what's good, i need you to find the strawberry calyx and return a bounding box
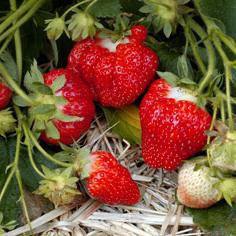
[14,61,81,140]
[0,109,16,137]
[34,166,80,207]
[217,178,236,206]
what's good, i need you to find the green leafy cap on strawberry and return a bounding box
[0,109,16,137]
[34,166,80,207]
[14,60,81,140]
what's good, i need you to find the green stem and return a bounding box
[85,0,98,13]
[0,63,33,105]
[26,126,71,168]
[207,105,217,166]
[15,170,33,233]
[221,99,226,123]
[0,0,38,35]
[62,0,92,18]
[10,0,23,83]
[216,31,236,55]
[0,34,13,55]
[22,123,46,178]
[0,124,22,202]
[184,24,206,74]
[0,0,46,43]
[0,166,15,202]
[213,37,234,131]
[187,18,215,94]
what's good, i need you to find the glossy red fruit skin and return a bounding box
[84,151,140,205]
[0,82,12,110]
[140,79,212,170]
[67,25,159,108]
[40,68,95,145]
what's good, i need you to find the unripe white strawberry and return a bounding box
[177,161,221,208]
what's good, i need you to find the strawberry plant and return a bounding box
[1,0,236,235]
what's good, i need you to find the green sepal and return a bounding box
[51,75,66,93]
[13,95,31,107]
[54,110,81,122]
[29,104,56,121]
[54,96,68,106]
[31,82,53,95]
[45,121,60,140]
[24,60,44,92]
[157,71,179,86]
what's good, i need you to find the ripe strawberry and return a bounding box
[140,79,212,170]
[67,25,159,107]
[78,151,140,205]
[0,81,12,110]
[34,68,95,145]
[177,162,221,208]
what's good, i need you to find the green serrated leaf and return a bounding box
[45,121,60,139]
[187,201,236,235]
[89,0,122,18]
[103,105,141,144]
[50,75,66,93]
[31,82,53,95]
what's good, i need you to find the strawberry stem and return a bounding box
[85,0,98,13]
[187,17,215,94]
[0,120,22,202]
[0,0,39,35]
[22,122,46,179]
[0,63,33,105]
[213,37,234,131]
[15,170,33,233]
[184,23,206,74]
[9,0,23,84]
[207,105,217,167]
[0,0,46,44]
[24,123,72,168]
[0,35,13,55]
[62,0,93,18]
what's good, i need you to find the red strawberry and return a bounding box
[140,79,212,170]
[177,162,221,208]
[39,68,95,145]
[67,25,159,108]
[79,151,140,205]
[0,81,12,110]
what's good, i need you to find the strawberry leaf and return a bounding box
[103,105,141,145]
[88,0,122,18]
[187,201,236,235]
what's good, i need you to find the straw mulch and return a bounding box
[5,115,205,236]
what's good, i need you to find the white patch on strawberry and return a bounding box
[168,87,197,103]
[177,162,221,208]
[99,38,129,52]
